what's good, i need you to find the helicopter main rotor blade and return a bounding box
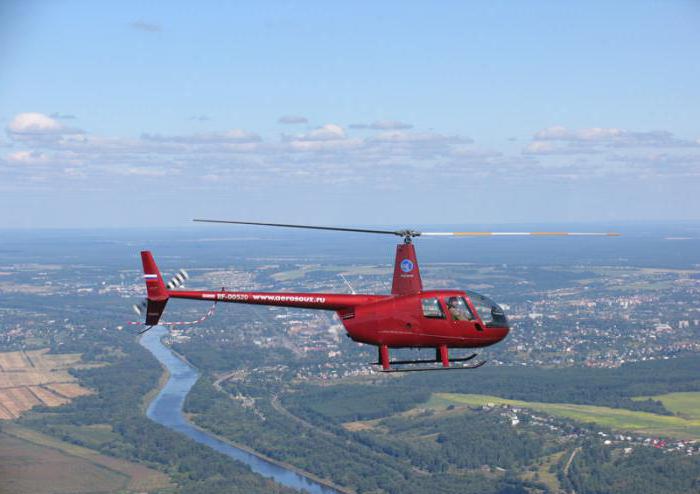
[420,231,621,236]
[194,219,620,238]
[193,219,404,237]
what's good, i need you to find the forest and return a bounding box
[186,377,540,494]
[285,355,700,423]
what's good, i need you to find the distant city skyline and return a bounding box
[1,1,699,228]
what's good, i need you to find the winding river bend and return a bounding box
[140,326,342,494]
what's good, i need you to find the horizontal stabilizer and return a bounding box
[145,298,168,326]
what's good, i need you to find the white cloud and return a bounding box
[609,152,700,176]
[292,124,346,141]
[535,126,623,141]
[534,126,573,140]
[522,141,593,155]
[117,166,170,177]
[7,112,83,142]
[350,120,413,130]
[450,147,502,159]
[5,115,698,190]
[280,123,358,151]
[6,150,50,165]
[287,139,362,152]
[532,126,697,148]
[8,113,62,134]
[370,130,469,144]
[524,141,556,154]
[141,129,261,144]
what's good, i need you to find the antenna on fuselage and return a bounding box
[338,273,357,294]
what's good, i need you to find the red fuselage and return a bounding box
[168,288,509,349]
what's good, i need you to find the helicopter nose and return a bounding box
[496,324,510,342]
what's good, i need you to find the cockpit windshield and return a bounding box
[464,290,508,328]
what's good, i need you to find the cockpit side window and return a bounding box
[445,296,475,321]
[421,298,446,319]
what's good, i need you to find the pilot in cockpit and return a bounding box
[446,297,470,321]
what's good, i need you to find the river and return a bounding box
[140,326,342,494]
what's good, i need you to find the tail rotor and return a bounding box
[133,268,189,317]
[129,256,214,332]
[166,269,189,290]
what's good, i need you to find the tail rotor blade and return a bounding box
[166,269,189,289]
[133,300,147,316]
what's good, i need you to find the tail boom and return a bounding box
[139,251,386,326]
[168,290,385,311]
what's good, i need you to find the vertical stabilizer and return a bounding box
[141,251,168,301]
[391,243,423,295]
[140,251,169,325]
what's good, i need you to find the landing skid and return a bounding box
[371,351,486,372]
[371,352,478,366]
[379,359,487,373]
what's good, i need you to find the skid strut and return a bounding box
[438,345,449,368]
[378,345,390,371]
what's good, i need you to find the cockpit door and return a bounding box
[444,296,484,332]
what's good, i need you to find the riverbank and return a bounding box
[141,356,169,414]
[139,326,345,494]
[185,414,354,494]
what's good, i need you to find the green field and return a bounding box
[43,423,121,450]
[633,392,700,421]
[433,393,700,440]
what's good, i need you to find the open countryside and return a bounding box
[432,393,700,440]
[0,424,172,494]
[0,349,93,419]
[633,392,700,421]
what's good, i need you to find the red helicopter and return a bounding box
[136,220,618,371]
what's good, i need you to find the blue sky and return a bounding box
[1,1,699,228]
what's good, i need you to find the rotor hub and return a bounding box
[396,230,421,243]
